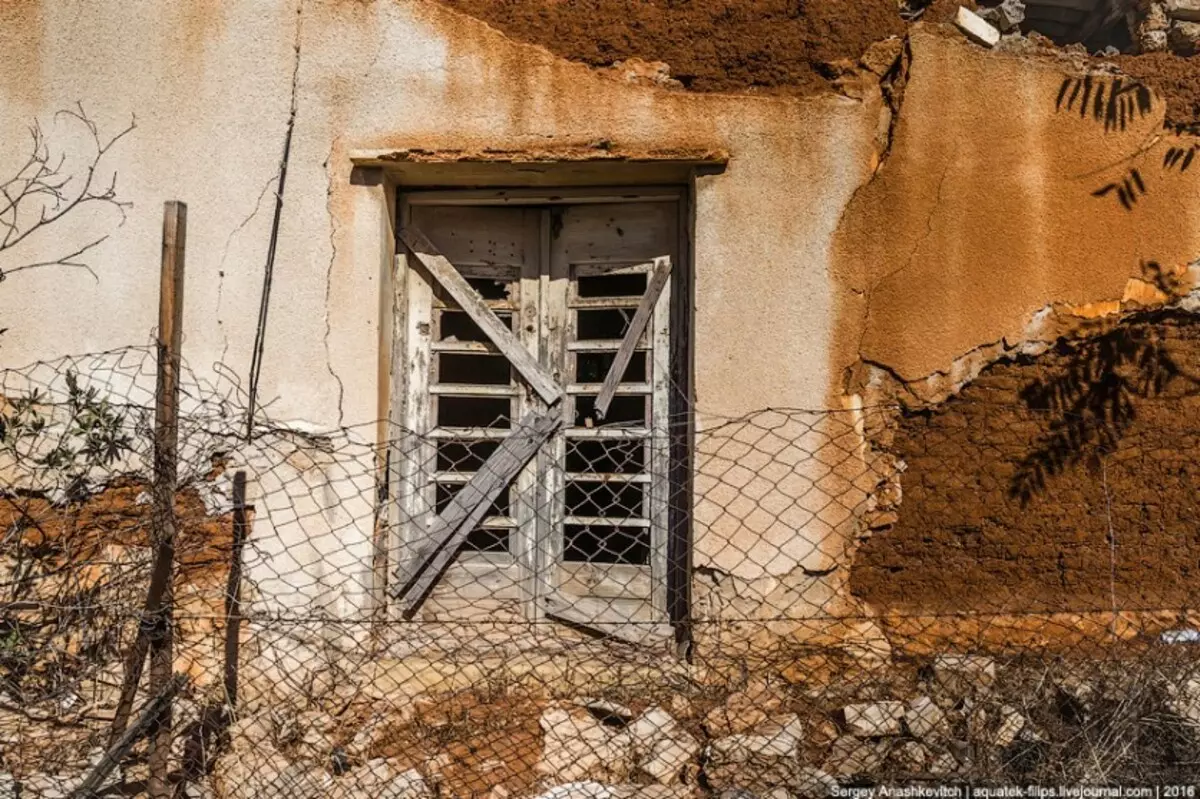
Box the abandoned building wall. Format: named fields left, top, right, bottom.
left=5, top=1, right=1200, bottom=638
left=832, top=29, right=1200, bottom=391
left=849, top=311, right=1200, bottom=651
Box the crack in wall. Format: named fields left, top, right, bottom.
left=323, top=134, right=347, bottom=429
left=216, top=174, right=280, bottom=370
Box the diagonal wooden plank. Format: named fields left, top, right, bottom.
left=396, top=409, right=562, bottom=615
left=401, top=227, right=563, bottom=405
left=593, top=256, right=671, bottom=421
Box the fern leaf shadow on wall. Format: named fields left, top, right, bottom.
left=1092, top=168, right=1146, bottom=210
left=1056, top=76, right=1153, bottom=133
left=1009, top=316, right=1200, bottom=506
left=1164, top=144, right=1199, bottom=173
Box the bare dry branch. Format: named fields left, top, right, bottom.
left=0, top=103, right=134, bottom=282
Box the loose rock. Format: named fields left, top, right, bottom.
left=905, top=696, right=947, bottom=739
left=955, top=6, right=1001, bottom=47
left=843, top=701, right=904, bottom=737
left=933, top=654, right=996, bottom=697
left=1168, top=0, right=1200, bottom=22
left=823, top=736, right=887, bottom=777
left=628, top=707, right=699, bottom=784
left=993, top=705, right=1025, bottom=748
left=707, top=715, right=803, bottom=762
left=978, top=0, right=1025, bottom=32
left=536, top=707, right=634, bottom=784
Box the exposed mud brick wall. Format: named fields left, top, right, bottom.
left=852, top=312, right=1200, bottom=617
left=1109, top=52, right=1200, bottom=128
left=431, top=0, right=906, bottom=93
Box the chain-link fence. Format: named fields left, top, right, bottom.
left=5, top=328, right=1200, bottom=799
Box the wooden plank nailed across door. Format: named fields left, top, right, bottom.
left=395, top=409, right=563, bottom=615
left=401, top=227, right=563, bottom=405
left=593, top=256, right=671, bottom=421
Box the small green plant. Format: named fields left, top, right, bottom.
left=0, top=370, right=135, bottom=700
left=0, top=370, right=133, bottom=501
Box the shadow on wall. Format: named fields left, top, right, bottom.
left=851, top=308, right=1200, bottom=617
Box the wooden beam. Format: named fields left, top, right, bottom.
left=71, top=675, right=187, bottom=799
left=401, top=227, right=563, bottom=405
left=540, top=591, right=673, bottom=646
left=109, top=203, right=186, bottom=788
left=593, top=256, right=671, bottom=421
left=395, top=409, right=562, bottom=614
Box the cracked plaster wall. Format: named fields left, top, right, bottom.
left=6, top=1, right=1200, bottom=630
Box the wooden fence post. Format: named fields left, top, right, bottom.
left=147, top=199, right=186, bottom=799
left=108, top=202, right=186, bottom=796
left=223, top=470, right=248, bottom=711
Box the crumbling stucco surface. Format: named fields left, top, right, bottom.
left=850, top=310, right=1200, bottom=650
left=833, top=28, right=1200, bottom=392
left=430, top=0, right=906, bottom=94
left=5, top=0, right=1200, bottom=640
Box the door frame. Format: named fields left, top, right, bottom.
left=387, top=186, right=695, bottom=642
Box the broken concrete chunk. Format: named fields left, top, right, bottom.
left=933, top=654, right=996, bottom=696
left=628, top=707, right=699, bottom=784
left=891, top=740, right=931, bottom=772
left=993, top=705, right=1026, bottom=748
left=978, top=0, right=1026, bottom=33
left=905, top=696, right=948, bottom=739
left=794, top=767, right=839, bottom=797
left=536, top=708, right=634, bottom=784
left=579, top=697, right=636, bottom=723
left=1168, top=0, right=1200, bottom=22
left=823, top=736, right=887, bottom=777
left=706, top=715, right=803, bottom=762
left=842, top=701, right=905, bottom=736
left=955, top=6, right=1001, bottom=47
left=1169, top=20, right=1200, bottom=55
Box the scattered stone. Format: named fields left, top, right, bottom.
left=859, top=37, right=905, bottom=76
left=794, top=767, right=839, bottom=797
left=212, top=755, right=329, bottom=799
left=21, top=774, right=71, bottom=799
left=628, top=707, right=699, bottom=784
left=719, top=791, right=759, bottom=799
left=955, top=6, right=1001, bottom=48
left=905, top=696, right=947, bottom=739
left=1141, top=28, right=1171, bottom=52
left=580, top=698, right=635, bottom=724
left=533, top=783, right=616, bottom=799
left=993, top=705, right=1025, bottom=748
left=331, top=758, right=434, bottom=796
left=611, top=787, right=694, bottom=799
left=1168, top=676, right=1200, bottom=725
left=978, top=0, right=1025, bottom=33
left=704, top=681, right=785, bottom=736
left=933, top=654, right=996, bottom=697
left=1168, top=0, right=1200, bottom=22
left=707, top=715, right=803, bottom=762
left=891, top=740, right=930, bottom=772
left=823, top=736, right=887, bottom=777
left=842, top=701, right=904, bottom=737
left=929, top=751, right=960, bottom=775
left=536, top=707, right=634, bottom=784
left=0, top=775, right=16, bottom=799
left=1169, top=20, right=1200, bottom=55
